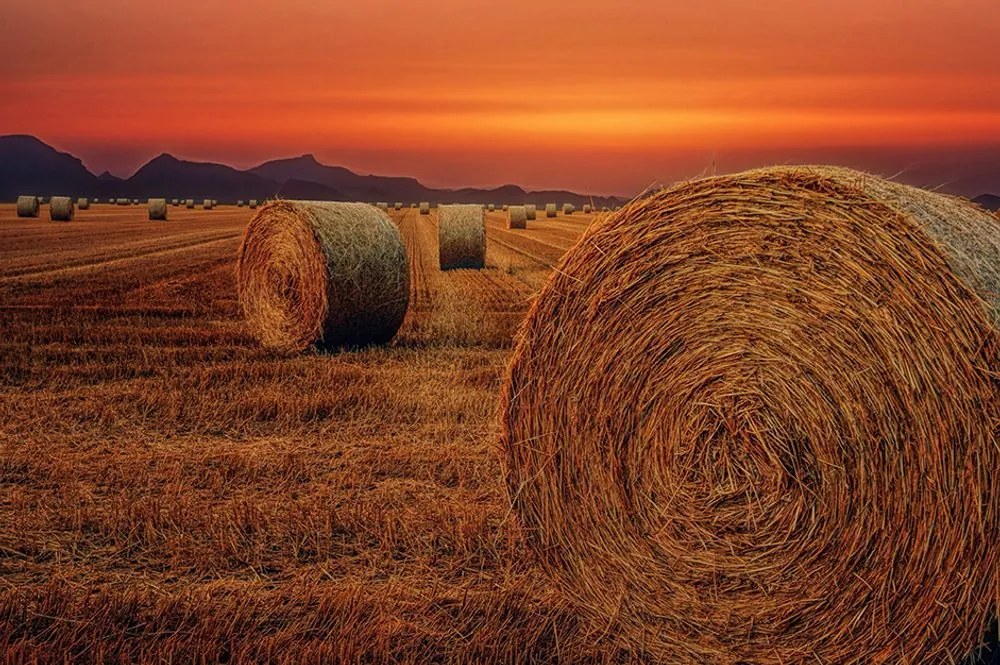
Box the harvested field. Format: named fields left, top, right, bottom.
left=0, top=203, right=619, bottom=662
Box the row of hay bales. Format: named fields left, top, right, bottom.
left=236, top=201, right=488, bottom=352
left=14, top=194, right=264, bottom=221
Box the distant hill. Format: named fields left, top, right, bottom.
left=972, top=193, right=1000, bottom=212
left=0, top=135, right=628, bottom=207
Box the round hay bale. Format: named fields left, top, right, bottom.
left=502, top=204, right=508, bottom=212
left=525, top=204, right=537, bottom=220
left=488, top=203, right=496, bottom=212
left=16, top=195, right=39, bottom=218
left=237, top=201, right=409, bottom=353
left=410, top=203, right=417, bottom=208
left=507, top=205, right=527, bottom=229
left=77, top=198, right=90, bottom=210
left=438, top=204, right=485, bottom=270
left=500, top=165, right=1000, bottom=663
left=582, top=203, right=592, bottom=214
left=545, top=203, right=557, bottom=218
left=117, top=198, right=128, bottom=206
left=237, top=200, right=245, bottom=207
left=171, top=198, right=179, bottom=206
left=376, top=202, right=389, bottom=211
left=394, top=202, right=403, bottom=210
left=49, top=196, right=74, bottom=221
left=249, top=200, right=258, bottom=209
left=185, top=199, right=195, bottom=209
left=562, top=203, right=575, bottom=215
left=148, top=198, right=168, bottom=221
left=419, top=202, right=431, bottom=215
left=203, top=199, right=214, bottom=210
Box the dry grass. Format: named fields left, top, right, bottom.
left=501, top=166, right=1000, bottom=663
left=237, top=201, right=410, bottom=354
left=49, top=196, right=74, bottom=222
left=148, top=198, right=168, bottom=221
left=438, top=204, right=486, bottom=270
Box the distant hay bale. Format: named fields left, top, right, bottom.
left=77, top=198, right=90, bottom=210
left=562, top=203, right=575, bottom=215
left=419, top=202, right=430, bottom=215
left=410, top=203, right=417, bottom=208
left=117, top=198, right=129, bottom=206
left=148, top=198, right=168, bottom=221
left=16, top=195, right=39, bottom=218
left=171, top=198, right=179, bottom=206
left=545, top=203, right=557, bottom=218
left=49, top=196, right=74, bottom=222
left=507, top=205, right=527, bottom=229
left=394, top=202, right=403, bottom=210
left=376, top=202, right=389, bottom=211
left=132, top=199, right=139, bottom=205
left=525, top=204, right=537, bottom=220
left=237, top=201, right=410, bottom=353
left=438, top=204, right=485, bottom=270
left=249, top=200, right=258, bottom=209
left=501, top=165, right=1000, bottom=664
left=185, top=199, right=195, bottom=209
left=582, top=204, right=592, bottom=214
left=237, top=200, right=245, bottom=207
left=488, top=204, right=495, bottom=212
left=203, top=199, right=214, bottom=210
left=502, top=204, right=508, bottom=212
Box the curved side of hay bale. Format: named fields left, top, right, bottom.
left=49, top=196, right=74, bottom=222
left=438, top=204, right=485, bottom=270
left=562, top=203, right=575, bottom=215
left=419, top=202, right=430, bottom=215
left=545, top=203, right=557, bottom=218
left=507, top=205, right=527, bottom=229
left=148, top=199, right=168, bottom=221
left=500, top=165, right=1000, bottom=663
left=16, top=195, right=39, bottom=218
left=237, top=201, right=409, bottom=353
left=525, top=204, right=537, bottom=220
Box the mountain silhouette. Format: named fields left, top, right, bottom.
left=0, top=135, right=628, bottom=208
left=972, top=193, right=1000, bottom=212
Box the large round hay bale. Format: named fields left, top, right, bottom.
left=16, top=195, right=39, bottom=218
left=545, top=203, right=557, bottom=218
left=237, top=201, right=409, bottom=353
left=507, top=205, right=527, bottom=229
left=419, top=201, right=430, bottom=215
left=438, top=204, right=485, bottom=270
left=525, top=204, right=537, bottom=220
left=501, top=166, right=1000, bottom=663
left=203, top=199, right=214, bottom=210
left=562, top=203, right=575, bottom=215
left=77, top=198, right=90, bottom=210
left=49, top=196, right=74, bottom=221
left=148, top=198, right=168, bottom=220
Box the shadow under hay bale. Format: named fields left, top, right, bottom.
left=438, top=204, right=485, bottom=270
left=237, top=200, right=409, bottom=353
left=501, top=165, right=1000, bottom=663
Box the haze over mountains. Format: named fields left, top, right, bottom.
left=0, top=135, right=626, bottom=208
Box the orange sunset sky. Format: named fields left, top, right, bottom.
left=2, top=0, right=1000, bottom=196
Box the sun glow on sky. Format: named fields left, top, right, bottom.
left=2, top=0, right=999, bottom=195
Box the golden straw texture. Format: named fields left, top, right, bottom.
left=16, top=196, right=39, bottom=218
left=525, top=204, right=537, bottom=220
left=507, top=205, right=527, bottom=229
left=501, top=165, right=1000, bottom=663
left=49, top=196, right=74, bottom=222
left=545, top=203, right=557, bottom=218
left=148, top=199, right=168, bottom=221
left=237, top=200, right=409, bottom=353
left=438, top=204, right=485, bottom=270
left=419, top=202, right=431, bottom=215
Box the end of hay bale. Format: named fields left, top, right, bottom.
left=16, top=195, right=39, bottom=218
left=49, top=196, right=74, bottom=221
left=237, top=201, right=410, bottom=353
left=419, top=202, right=430, bottom=215
left=507, top=205, right=527, bottom=229
left=501, top=165, right=1000, bottom=663
left=545, top=203, right=557, bottom=218
left=148, top=198, right=168, bottom=221
left=438, top=204, right=486, bottom=270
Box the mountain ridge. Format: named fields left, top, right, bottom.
left=0, top=135, right=628, bottom=208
